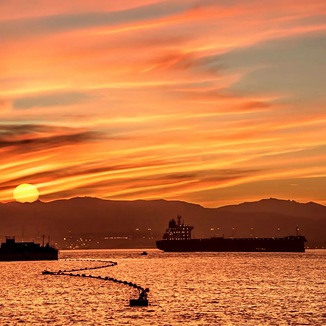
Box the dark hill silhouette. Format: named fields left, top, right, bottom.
left=0, top=197, right=325, bottom=248
left=219, top=198, right=326, bottom=220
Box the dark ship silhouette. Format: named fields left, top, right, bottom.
left=156, top=216, right=307, bottom=252
left=0, top=236, right=58, bottom=261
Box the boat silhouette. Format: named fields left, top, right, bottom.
left=0, top=236, right=58, bottom=261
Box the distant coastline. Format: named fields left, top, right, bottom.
left=0, top=197, right=325, bottom=249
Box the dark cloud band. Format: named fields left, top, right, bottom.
left=0, top=124, right=102, bottom=151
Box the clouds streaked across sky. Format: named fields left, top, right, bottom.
left=1, top=0, right=326, bottom=207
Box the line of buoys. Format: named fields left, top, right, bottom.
left=42, top=259, right=149, bottom=306
left=42, top=270, right=148, bottom=293
left=64, top=259, right=114, bottom=263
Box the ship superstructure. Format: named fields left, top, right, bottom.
left=163, top=216, right=193, bottom=240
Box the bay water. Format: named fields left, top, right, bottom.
left=0, top=249, right=325, bottom=325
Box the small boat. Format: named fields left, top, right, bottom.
left=129, top=299, right=148, bottom=307
left=130, top=287, right=149, bottom=306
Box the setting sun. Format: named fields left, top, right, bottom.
left=13, top=184, right=40, bottom=203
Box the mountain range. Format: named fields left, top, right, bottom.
left=0, top=197, right=325, bottom=248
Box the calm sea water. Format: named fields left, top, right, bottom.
left=0, top=249, right=325, bottom=325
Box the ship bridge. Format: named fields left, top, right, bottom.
left=163, top=216, right=193, bottom=240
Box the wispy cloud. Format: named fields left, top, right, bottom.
left=0, top=2, right=189, bottom=40
left=0, top=124, right=102, bottom=152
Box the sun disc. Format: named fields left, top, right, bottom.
left=13, top=184, right=39, bottom=203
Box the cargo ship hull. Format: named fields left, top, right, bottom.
left=0, top=250, right=58, bottom=261
left=156, top=236, right=307, bottom=252
left=0, top=237, right=58, bottom=261
left=156, top=217, right=307, bottom=253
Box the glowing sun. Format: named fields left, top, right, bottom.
left=13, top=184, right=39, bottom=203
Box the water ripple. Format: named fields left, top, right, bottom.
left=0, top=250, right=325, bottom=325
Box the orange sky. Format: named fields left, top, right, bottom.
left=1, top=0, right=326, bottom=207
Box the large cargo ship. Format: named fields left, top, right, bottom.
left=156, top=216, right=307, bottom=252
left=0, top=236, right=58, bottom=261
